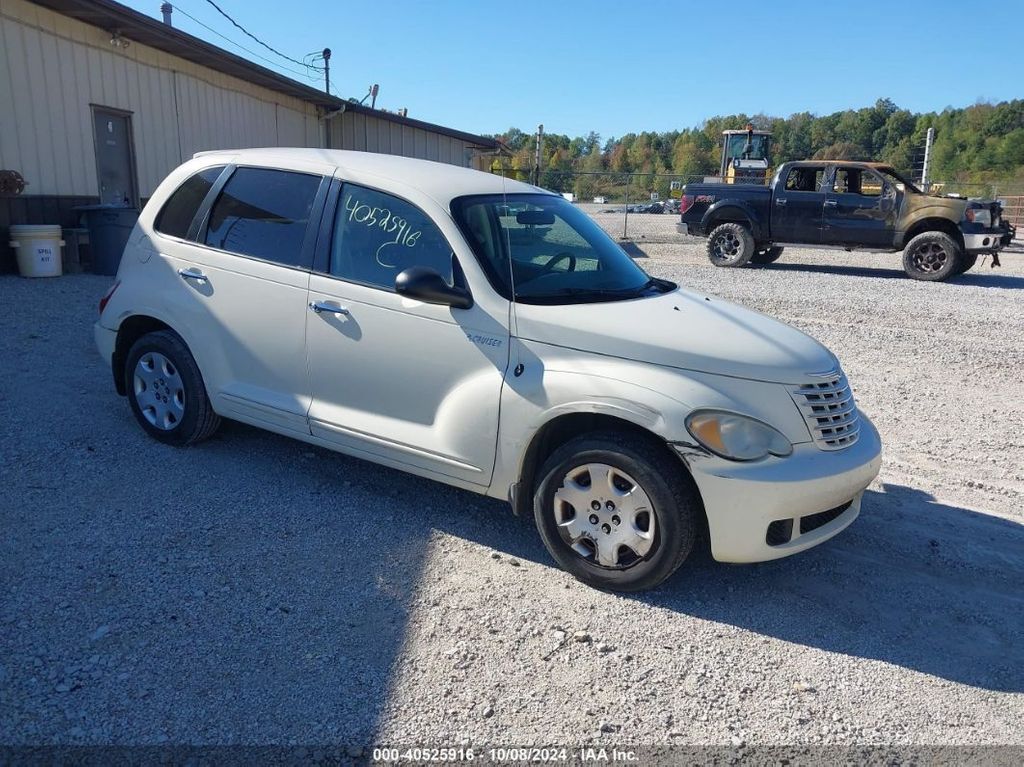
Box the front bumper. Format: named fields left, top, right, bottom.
left=678, top=413, right=882, bottom=563
left=962, top=223, right=1014, bottom=252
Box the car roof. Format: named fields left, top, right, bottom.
left=191, top=147, right=546, bottom=204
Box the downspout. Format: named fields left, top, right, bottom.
left=321, top=103, right=346, bottom=149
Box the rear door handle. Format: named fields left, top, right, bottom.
left=178, top=267, right=208, bottom=283
left=309, top=300, right=350, bottom=315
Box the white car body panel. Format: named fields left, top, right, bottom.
left=513, top=288, right=838, bottom=384
left=96, top=148, right=883, bottom=566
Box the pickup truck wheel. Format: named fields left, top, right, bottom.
left=956, top=253, right=978, bottom=274
left=533, top=432, right=699, bottom=592
left=902, top=231, right=963, bottom=282
left=707, top=223, right=755, bottom=267
left=750, top=246, right=784, bottom=265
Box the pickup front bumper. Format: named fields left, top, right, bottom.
left=962, top=222, right=1015, bottom=253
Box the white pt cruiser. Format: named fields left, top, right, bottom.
left=95, top=149, right=882, bottom=591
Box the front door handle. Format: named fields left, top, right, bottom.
left=775, top=198, right=787, bottom=206
left=178, top=267, right=208, bottom=283
left=309, top=301, right=350, bottom=315
left=824, top=199, right=838, bottom=208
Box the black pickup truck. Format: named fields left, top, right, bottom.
left=677, top=161, right=1015, bottom=281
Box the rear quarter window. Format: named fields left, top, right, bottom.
left=154, top=166, right=224, bottom=239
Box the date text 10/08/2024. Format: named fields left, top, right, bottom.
left=371, top=746, right=640, bottom=763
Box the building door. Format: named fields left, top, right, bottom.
left=91, top=107, right=138, bottom=206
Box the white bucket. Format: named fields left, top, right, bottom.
left=10, top=224, right=65, bottom=278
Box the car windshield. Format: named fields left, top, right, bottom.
left=451, top=194, right=673, bottom=304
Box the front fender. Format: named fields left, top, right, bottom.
left=701, top=199, right=764, bottom=240
left=487, top=339, right=812, bottom=501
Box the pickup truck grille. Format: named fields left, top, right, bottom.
left=791, top=371, right=860, bottom=450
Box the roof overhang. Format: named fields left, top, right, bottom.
left=27, top=0, right=500, bottom=150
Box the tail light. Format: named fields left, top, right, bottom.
left=99, top=280, right=121, bottom=315
left=680, top=194, right=696, bottom=214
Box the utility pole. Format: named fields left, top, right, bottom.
left=322, top=48, right=331, bottom=95
left=921, top=127, right=935, bottom=192
left=322, top=48, right=333, bottom=150
left=533, top=124, right=544, bottom=186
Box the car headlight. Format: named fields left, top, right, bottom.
left=965, top=208, right=991, bottom=226
left=685, top=410, right=793, bottom=461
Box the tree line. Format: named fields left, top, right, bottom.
left=493, top=98, right=1024, bottom=198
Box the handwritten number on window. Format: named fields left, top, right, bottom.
left=344, top=194, right=422, bottom=266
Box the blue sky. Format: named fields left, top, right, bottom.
left=123, top=0, right=1023, bottom=139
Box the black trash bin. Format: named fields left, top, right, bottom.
left=75, top=204, right=140, bottom=276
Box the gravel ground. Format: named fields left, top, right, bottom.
left=1, top=243, right=1022, bottom=751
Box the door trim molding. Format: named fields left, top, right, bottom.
left=309, top=417, right=483, bottom=475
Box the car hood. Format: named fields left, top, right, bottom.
left=514, top=288, right=838, bottom=384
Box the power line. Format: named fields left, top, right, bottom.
left=201, top=0, right=324, bottom=72
left=173, top=4, right=321, bottom=82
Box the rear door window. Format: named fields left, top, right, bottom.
left=204, top=167, right=322, bottom=267
left=154, top=166, right=224, bottom=239
left=784, top=166, right=825, bottom=192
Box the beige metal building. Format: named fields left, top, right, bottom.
left=0, top=0, right=502, bottom=271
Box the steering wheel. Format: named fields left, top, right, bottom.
left=538, top=251, right=577, bottom=276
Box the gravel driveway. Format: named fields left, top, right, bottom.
left=1, top=243, right=1022, bottom=751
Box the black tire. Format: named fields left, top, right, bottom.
left=902, top=231, right=964, bottom=282
left=750, top=245, right=784, bottom=265
left=956, top=253, right=978, bottom=274
left=532, top=431, right=701, bottom=592
left=124, top=330, right=221, bottom=446
left=706, top=223, right=755, bottom=267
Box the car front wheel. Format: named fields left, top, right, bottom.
left=125, top=330, right=221, bottom=446
left=533, top=432, right=700, bottom=591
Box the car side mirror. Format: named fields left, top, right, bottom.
left=395, top=266, right=473, bottom=310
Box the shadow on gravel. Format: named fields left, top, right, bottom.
left=639, top=484, right=1024, bottom=693
left=762, top=260, right=1024, bottom=289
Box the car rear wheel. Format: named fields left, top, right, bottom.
left=902, top=231, right=963, bottom=282
left=706, top=223, right=755, bottom=267
left=533, top=432, right=700, bottom=591
left=125, top=330, right=220, bottom=446
left=750, top=245, right=784, bottom=265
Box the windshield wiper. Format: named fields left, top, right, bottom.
left=519, top=279, right=674, bottom=304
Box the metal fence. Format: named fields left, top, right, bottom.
left=492, top=168, right=1023, bottom=242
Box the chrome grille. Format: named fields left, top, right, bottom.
left=791, top=371, right=860, bottom=450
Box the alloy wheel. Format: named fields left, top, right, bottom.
left=911, top=241, right=948, bottom=273
left=711, top=232, right=741, bottom=262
